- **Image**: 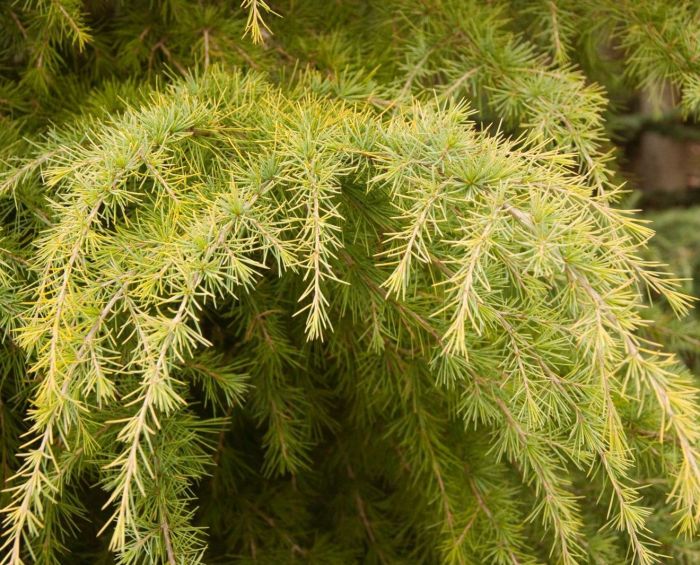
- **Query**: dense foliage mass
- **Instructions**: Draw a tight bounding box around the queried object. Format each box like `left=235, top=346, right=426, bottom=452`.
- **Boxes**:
left=1, top=1, right=700, bottom=563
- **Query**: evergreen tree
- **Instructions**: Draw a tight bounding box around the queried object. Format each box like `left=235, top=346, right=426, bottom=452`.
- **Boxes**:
left=0, top=1, right=699, bottom=563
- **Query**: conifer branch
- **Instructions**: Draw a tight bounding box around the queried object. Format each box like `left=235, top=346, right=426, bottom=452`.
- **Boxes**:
left=0, top=7, right=697, bottom=558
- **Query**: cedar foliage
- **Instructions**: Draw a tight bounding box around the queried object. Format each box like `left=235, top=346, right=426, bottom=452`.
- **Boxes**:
left=0, top=1, right=700, bottom=563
